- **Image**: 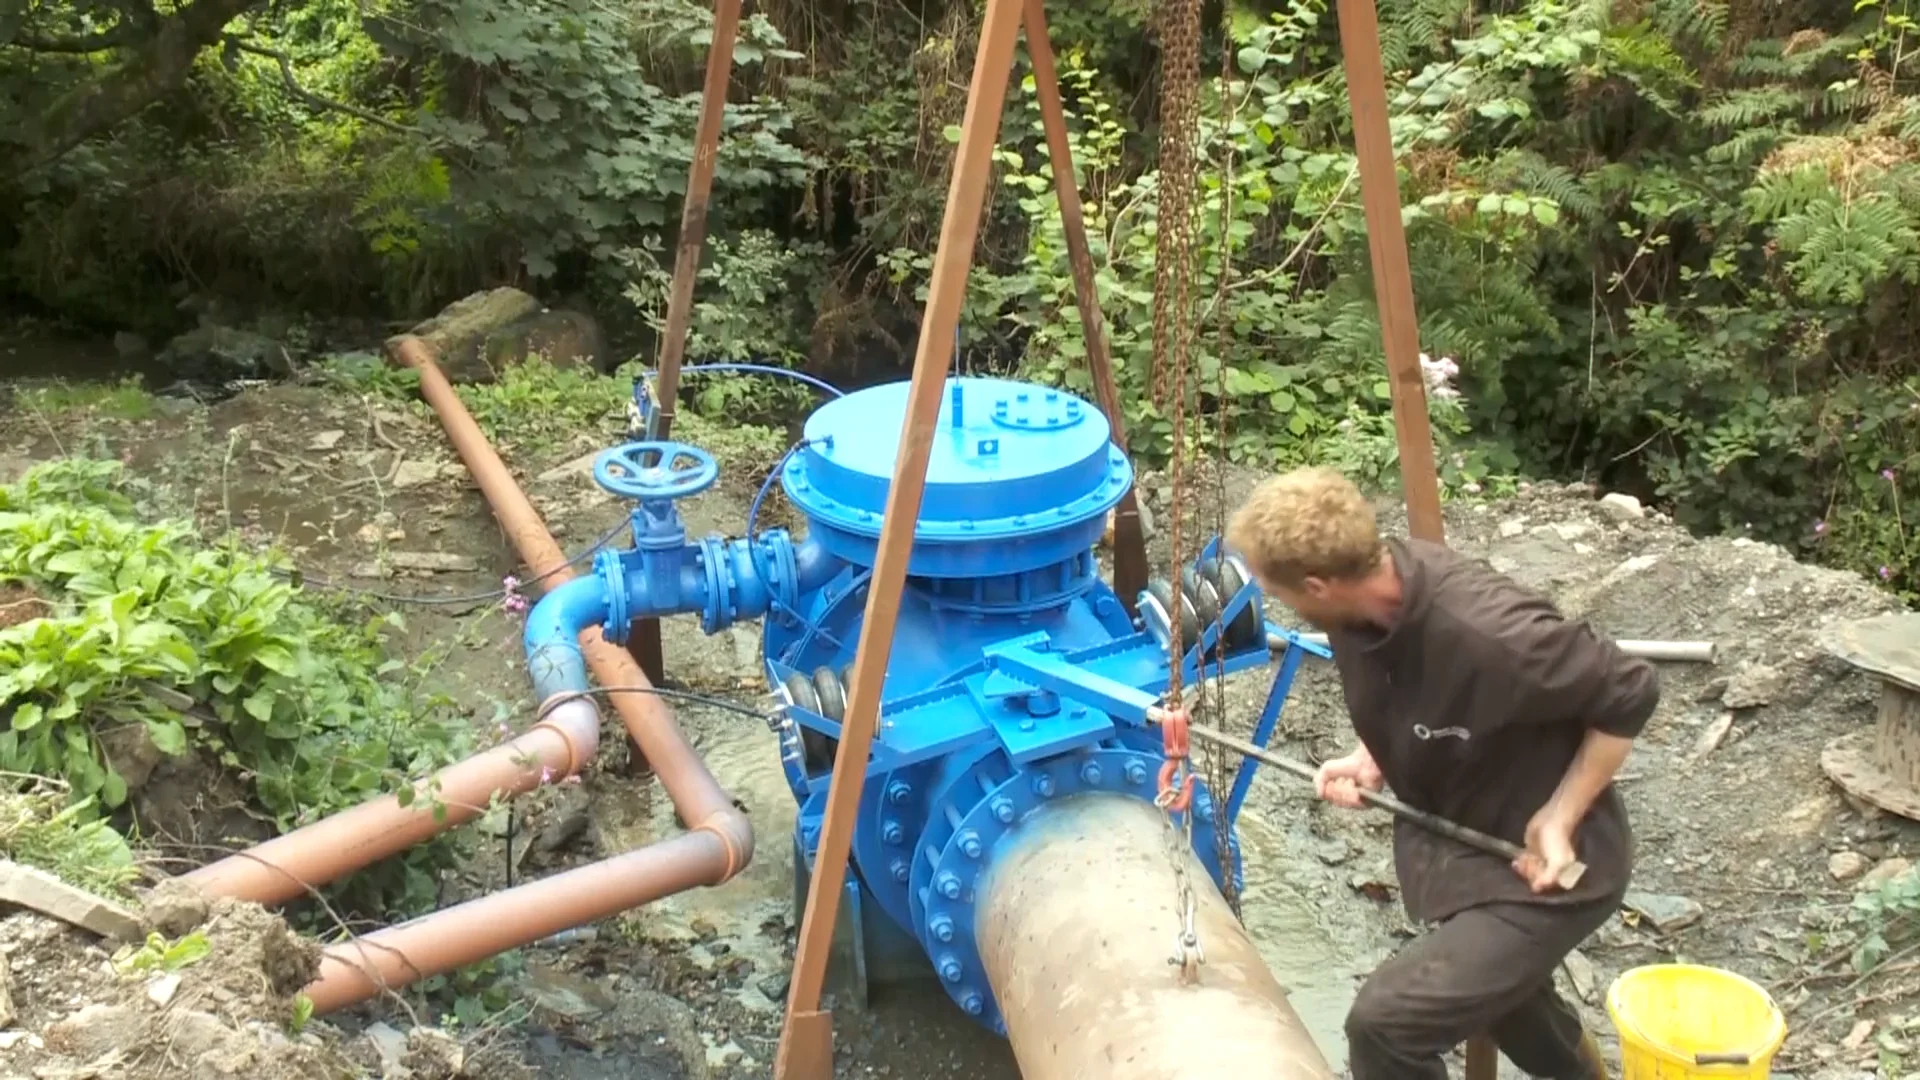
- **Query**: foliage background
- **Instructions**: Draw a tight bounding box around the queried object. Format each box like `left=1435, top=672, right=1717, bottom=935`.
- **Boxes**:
left=4, top=0, right=1920, bottom=594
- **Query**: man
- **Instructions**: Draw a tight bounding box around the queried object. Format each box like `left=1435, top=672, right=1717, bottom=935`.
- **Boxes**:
left=1205, top=467, right=1656, bottom=1080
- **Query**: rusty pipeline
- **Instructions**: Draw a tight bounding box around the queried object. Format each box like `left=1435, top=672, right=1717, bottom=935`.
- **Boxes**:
left=183, top=338, right=753, bottom=1013
left=977, top=793, right=1334, bottom=1079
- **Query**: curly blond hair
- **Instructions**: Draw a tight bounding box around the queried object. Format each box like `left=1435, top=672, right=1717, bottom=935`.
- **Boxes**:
left=1225, top=467, right=1384, bottom=586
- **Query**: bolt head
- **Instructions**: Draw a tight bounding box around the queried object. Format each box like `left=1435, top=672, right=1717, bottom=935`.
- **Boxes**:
left=882, top=820, right=905, bottom=845
left=1079, top=761, right=1103, bottom=785
left=886, top=780, right=913, bottom=805
left=990, top=799, right=1016, bottom=824
left=937, top=872, right=962, bottom=900
left=958, top=830, right=983, bottom=859
left=890, top=858, right=910, bottom=883
left=1124, top=761, right=1148, bottom=785
left=962, top=992, right=984, bottom=1014
left=1032, top=774, right=1055, bottom=798
left=939, top=956, right=963, bottom=983
left=929, top=914, right=955, bottom=942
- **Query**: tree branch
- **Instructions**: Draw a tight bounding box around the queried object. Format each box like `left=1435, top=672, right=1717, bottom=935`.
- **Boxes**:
left=5, top=0, right=268, bottom=180
left=224, top=39, right=417, bottom=134
left=8, top=24, right=145, bottom=53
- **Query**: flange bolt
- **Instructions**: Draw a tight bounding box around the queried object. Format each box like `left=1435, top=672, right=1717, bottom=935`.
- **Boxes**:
left=890, top=858, right=911, bottom=883
left=928, top=914, right=955, bottom=943
left=990, top=798, right=1016, bottom=824
left=1032, top=774, right=1056, bottom=799
left=936, top=871, right=963, bottom=900
left=882, top=820, right=905, bottom=845
left=961, top=992, right=984, bottom=1015
left=1124, top=760, right=1148, bottom=785
left=957, top=830, right=983, bottom=859
left=885, top=780, right=913, bottom=805
left=938, top=955, right=964, bottom=983
left=1080, top=761, right=1103, bottom=785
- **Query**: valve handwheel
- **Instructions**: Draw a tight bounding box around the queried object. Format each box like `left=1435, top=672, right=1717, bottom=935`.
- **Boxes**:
left=593, top=441, right=719, bottom=501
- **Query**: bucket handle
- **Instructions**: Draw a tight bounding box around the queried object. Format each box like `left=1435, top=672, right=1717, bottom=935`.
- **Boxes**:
left=1694, top=1053, right=1752, bottom=1067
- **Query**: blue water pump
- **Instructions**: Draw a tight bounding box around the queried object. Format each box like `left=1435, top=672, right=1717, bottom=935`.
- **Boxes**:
left=522, top=374, right=1326, bottom=1034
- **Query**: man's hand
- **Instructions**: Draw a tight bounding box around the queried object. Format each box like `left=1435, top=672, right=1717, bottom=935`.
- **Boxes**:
left=1516, top=805, right=1579, bottom=893
left=1313, top=744, right=1384, bottom=809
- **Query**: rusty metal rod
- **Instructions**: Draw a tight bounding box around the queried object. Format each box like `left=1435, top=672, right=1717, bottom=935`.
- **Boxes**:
left=978, top=793, right=1335, bottom=1079
left=773, top=0, right=1028, bottom=1074
left=632, top=0, right=745, bottom=687
left=1335, top=0, right=1444, bottom=545
left=1023, top=0, right=1148, bottom=615
left=1181, top=719, right=1585, bottom=891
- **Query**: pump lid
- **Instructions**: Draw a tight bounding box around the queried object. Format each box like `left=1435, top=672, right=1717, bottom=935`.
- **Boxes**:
left=784, top=376, right=1130, bottom=542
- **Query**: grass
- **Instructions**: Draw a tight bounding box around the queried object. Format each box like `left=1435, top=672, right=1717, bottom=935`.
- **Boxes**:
left=13, top=377, right=157, bottom=421
left=0, top=780, right=141, bottom=901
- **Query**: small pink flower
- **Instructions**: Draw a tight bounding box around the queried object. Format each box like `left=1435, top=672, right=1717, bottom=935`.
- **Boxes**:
left=1814, top=520, right=1828, bottom=535
left=1882, top=566, right=1894, bottom=580
left=503, top=592, right=529, bottom=616
left=503, top=575, right=521, bottom=591
left=540, top=765, right=555, bottom=784
left=1884, top=469, right=1897, bottom=482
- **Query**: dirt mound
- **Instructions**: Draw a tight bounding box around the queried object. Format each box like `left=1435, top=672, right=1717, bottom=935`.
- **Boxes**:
left=0, top=895, right=356, bottom=1079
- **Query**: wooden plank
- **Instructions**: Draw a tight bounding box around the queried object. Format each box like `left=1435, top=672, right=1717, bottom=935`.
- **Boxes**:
left=1022, top=0, right=1148, bottom=614
left=771, top=0, right=1028, bottom=1074
left=0, top=860, right=142, bottom=940
left=1335, top=0, right=1445, bottom=545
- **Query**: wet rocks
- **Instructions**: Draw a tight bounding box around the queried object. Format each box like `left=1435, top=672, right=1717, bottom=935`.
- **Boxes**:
left=1598, top=492, right=1645, bottom=521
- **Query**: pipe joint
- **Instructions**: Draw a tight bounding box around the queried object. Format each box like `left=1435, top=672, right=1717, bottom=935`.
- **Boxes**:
left=529, top=694, right=604, bottom=777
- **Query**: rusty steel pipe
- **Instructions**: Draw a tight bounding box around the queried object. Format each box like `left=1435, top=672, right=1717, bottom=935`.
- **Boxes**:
left=306, top=830, right=725, bottom=1013
left=184, top=696, right=602, bottom=904
left=977, top=794, right=1334, bottom=1080
left=390, top=336, right=752, bottom=877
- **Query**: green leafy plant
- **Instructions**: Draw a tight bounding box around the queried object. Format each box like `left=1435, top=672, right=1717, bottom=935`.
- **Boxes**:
left=115, top=930, right=214, bottom=974
left=0, top=780, right=139, bottom=900
left=0, top=457, right=472, bottom=913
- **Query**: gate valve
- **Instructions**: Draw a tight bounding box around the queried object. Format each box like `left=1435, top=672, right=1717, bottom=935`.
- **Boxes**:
left=593, top=441, right=720, bottom=502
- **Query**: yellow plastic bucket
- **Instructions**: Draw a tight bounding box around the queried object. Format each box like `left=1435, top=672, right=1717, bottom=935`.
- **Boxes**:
left=1605, top=964, right=1787, bottom=1080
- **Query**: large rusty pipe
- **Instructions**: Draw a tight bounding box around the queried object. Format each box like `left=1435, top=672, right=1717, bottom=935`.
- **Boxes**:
left=390, top=336, right=753, bottom=876
left=306, top=830, right=725, bottom=1013
left=184, top=697, right=602, bottom=904
left=978, top=794, right=1334, bottom=1080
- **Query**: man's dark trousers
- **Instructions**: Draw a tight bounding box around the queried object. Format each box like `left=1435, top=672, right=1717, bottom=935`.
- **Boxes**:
left=1344, top=895, right=1616, bottom=1080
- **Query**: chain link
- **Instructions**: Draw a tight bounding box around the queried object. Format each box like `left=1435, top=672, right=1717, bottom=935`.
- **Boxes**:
left=1152, top=0, right=1207, bottom=983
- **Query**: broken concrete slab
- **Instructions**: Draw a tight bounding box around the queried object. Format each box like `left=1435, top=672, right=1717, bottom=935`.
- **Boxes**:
left=0, top=861, right=142, bottom=940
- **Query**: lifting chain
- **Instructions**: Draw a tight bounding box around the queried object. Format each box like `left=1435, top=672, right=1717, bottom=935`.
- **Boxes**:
left=1151, top=0, right=1206, bottom=985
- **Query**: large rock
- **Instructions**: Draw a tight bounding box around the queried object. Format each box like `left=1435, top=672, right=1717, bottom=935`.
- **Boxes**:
left=155, top=324, right=290, bottom=382
left=395, top=288, right=606, bottom=382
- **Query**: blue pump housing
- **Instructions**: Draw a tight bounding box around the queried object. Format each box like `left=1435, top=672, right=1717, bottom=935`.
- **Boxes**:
left=521, top=374, right=1327, bottom=1035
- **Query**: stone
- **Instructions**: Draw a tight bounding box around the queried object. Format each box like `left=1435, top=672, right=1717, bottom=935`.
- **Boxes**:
left=1560, top=947, right=1597, bottom=1003
left=394, top=287, right=545, bottom=383
left=0, top=951, right=12, bottom=1028
left=1723, top=662, right=1787, bottom=709
left=483, top=309, right=608, bottom=375
left=1862, top=857, right=1913, bottom=891
left=391, top=459, right=450, bottom=490
left=147, top=971, right=183, bottom=1006
left=1622, top=890, right=1702, bottom=933
left=0, top=861, right=142, bottom=939
left=1830, top=851, right=1870, bottom=881
left=143, top=877, right=212, bottom=938
left=156, top=324, right=290, bottom=382
left=403, top=1027, right=467, bottom=1078
left=306, top=429, right=346, bottom=451
left=363, top=1021, right=408, bottom=1072
left=1598, top=492, right=1646, bottom=520
left=1695, top=676, right=1730, bottom=703
left=382, top=551, right=480, bottom=574
left=1498, top=519, right=1526, bottom=539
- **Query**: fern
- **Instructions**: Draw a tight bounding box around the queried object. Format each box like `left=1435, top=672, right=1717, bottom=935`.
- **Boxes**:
left=1771, top=195, right=1920, bottom=304
left=1649, top=0, right=1729, bottom=55
left=1487, top=149, right=1601, bottom=221
left=1699, top=86, right=1808, bottom=129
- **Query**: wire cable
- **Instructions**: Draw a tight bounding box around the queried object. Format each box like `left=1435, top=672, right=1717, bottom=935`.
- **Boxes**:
left=532, top=684, right=778, bottom=724
left=674, top=362, right=845, bottom=399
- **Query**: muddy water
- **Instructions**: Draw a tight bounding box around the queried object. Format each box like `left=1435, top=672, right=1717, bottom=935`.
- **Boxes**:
left=597, top=652, right=1381, bottom=1074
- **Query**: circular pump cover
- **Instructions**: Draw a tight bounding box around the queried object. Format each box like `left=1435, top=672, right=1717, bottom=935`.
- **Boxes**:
left=783, top=377, right=1131, bottom=576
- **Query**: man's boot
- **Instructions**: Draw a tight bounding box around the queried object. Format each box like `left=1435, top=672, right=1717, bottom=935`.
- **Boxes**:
left=1574, top=1028, right=1610, bottom=1080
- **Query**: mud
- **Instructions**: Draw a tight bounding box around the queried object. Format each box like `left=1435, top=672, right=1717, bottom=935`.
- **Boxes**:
left=3, top=374, right=1917, bottom=1079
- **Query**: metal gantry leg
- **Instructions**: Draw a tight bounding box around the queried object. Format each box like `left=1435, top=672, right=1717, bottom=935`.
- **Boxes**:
left=772, top=0, right=1028, bottom=1074
left=1224, top=642, right=1308, bottom=825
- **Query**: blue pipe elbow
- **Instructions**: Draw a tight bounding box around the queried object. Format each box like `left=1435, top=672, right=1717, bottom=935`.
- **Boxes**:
left=793, top=535, right=840, bottom=594
left=524, top=575, right=613, bottom=701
